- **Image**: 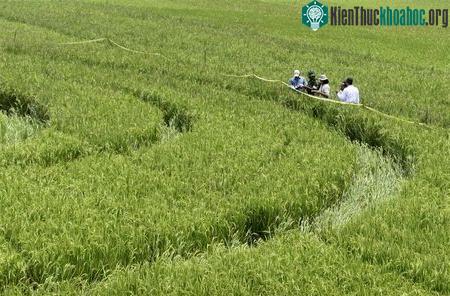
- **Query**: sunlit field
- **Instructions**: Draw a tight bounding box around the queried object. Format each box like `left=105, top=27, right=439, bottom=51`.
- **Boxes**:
left=0, top=0, right=448, bottom=294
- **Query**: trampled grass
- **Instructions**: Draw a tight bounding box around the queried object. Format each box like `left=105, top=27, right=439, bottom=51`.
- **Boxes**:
left=0, top=0, right=448, bottom=294
left=0, top=113, right=41, bottom=145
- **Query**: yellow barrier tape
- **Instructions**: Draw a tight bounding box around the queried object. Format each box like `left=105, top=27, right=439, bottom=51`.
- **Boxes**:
left=107, top=39, right=167, bottom=58
left=58, top=38, right=168, bottom=59
left=223, top=73, right=431, bottom=128
left=55, top=39, right=432, bottom=129
left=224, top=74, right=363, bottom=106
left=58, top=38, right=107, bottom=45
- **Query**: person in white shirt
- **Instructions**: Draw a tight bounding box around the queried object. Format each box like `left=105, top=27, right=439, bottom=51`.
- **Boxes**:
left=312, top=74, right=331, bottom=98
left=337, top=77, right=360, bottom=104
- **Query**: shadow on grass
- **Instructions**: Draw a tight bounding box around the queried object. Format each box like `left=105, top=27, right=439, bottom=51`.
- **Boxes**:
left=0, top=86, right=49, bottom=123
left=282, top=98, right=414, bottom=176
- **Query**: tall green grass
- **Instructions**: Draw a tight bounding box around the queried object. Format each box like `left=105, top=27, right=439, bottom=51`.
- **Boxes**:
left=0, top=0, right=448, bottom=294
left=0, top=88, right=357, bottom=286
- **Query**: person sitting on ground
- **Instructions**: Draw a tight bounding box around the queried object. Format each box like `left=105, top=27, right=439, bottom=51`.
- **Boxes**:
left=337, top=77, right=360, bottom=104
left=312, top=74, right=330, bottom=98
left=289, top=70, right=307, bottom=90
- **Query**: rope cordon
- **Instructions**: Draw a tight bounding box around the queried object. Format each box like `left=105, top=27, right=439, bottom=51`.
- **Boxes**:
left=223, top=74, right=430, bottom=128
left=57, top=38, right=431, bottom=128
left=58, top=37, right=168, bottom=59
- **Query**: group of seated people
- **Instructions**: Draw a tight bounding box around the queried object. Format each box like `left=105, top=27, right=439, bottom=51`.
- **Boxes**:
left=289, top=70, right=360, bottom=104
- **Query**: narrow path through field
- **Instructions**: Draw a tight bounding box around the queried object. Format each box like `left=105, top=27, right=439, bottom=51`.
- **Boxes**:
left=242, top=84, right=411, bottom=239
left=303, top=144, right=404, bottom=234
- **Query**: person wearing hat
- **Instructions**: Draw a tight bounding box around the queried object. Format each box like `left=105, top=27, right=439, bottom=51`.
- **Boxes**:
left=289, top=70, right=307, bottom=90
left=337, top=77, right=360, bottom=104
left=312, top=74, right=331, bottom=98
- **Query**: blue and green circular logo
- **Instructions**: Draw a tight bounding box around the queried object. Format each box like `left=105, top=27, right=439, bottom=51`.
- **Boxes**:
left=302, top=1, right=329, bottom=31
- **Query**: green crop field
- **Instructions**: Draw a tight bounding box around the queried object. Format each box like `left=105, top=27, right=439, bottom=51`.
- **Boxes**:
left=0, top=0, right=448, bottom=294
